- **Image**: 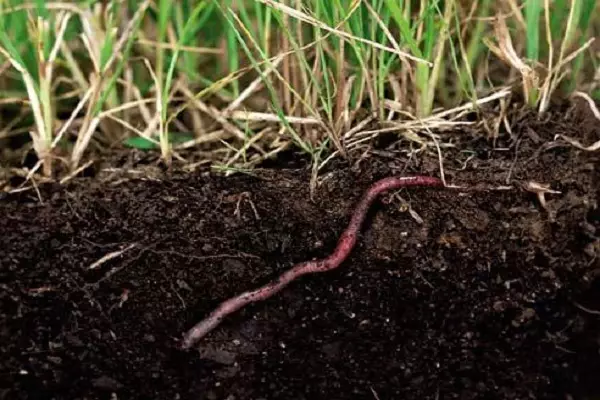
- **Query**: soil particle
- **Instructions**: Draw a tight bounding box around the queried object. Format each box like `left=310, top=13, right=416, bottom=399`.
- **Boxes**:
left=92, top=376, right=123, bottom=391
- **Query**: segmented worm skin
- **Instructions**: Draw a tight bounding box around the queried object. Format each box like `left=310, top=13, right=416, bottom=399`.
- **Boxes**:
left=180, top=175, right=444, bottom=349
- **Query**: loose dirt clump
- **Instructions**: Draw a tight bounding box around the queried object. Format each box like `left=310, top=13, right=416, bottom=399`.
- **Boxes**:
left=1, top=103, right=599, bottom=399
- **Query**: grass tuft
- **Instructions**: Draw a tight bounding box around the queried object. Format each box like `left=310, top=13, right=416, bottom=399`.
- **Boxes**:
left=0, top=0, right=597, bottom=181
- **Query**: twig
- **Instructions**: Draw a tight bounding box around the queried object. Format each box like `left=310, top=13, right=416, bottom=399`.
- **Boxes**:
left=88, top=243, right=138, bottom=270
left=573, top=301, right=600, bottom=316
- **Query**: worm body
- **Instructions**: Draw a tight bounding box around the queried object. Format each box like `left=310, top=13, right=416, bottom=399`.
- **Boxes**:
left=180, top=175, right=444, bottom=349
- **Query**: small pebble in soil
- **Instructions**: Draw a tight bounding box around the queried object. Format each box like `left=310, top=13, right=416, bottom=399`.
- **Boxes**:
left=222, top=258, right=246, bottom=274
left=92, top=376, right=123, bottom=391
left=199, top=347, right=236, bottom=365
left=143, top=334, right=156, bottom=343
left=65, top=334, right=84, bottom=347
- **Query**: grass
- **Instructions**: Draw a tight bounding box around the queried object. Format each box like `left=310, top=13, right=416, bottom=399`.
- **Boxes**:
left=0, top=0, right=598, bottom=181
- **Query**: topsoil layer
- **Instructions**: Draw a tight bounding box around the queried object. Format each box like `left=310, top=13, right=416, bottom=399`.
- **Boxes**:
left=1, top=102, right=599, bottom=400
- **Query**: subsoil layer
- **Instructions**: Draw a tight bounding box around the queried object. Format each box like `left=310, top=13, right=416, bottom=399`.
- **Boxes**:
left=1, top=102, right=599, bottom=400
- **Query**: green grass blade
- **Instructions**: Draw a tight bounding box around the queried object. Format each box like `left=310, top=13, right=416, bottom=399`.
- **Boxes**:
left=382, top=0, right=422, bottom=57
left=164, top=1, right=209, bottom=108
left=225, top=0, right=240, bottom=97
left=99, top=0, right=117, bottom=70
left=525, top=0, right=542, bottom=62
left=94, top=3, right=149, bottom=115
left=224, top=8, right=312, bottom=155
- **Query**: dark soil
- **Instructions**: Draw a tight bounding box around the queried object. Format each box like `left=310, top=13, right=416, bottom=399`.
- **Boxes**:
left=1, top=102, right=599, bottom=400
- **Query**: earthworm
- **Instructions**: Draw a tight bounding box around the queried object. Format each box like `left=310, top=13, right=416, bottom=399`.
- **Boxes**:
left=180, top=175, right=445, bottom=349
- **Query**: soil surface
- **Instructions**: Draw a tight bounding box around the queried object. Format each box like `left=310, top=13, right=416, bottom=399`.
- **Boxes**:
left=1, top=102, right=599, bottom=400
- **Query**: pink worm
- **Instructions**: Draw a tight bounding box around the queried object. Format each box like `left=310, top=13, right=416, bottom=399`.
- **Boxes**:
left=180, top=175, right=444, bottom=349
